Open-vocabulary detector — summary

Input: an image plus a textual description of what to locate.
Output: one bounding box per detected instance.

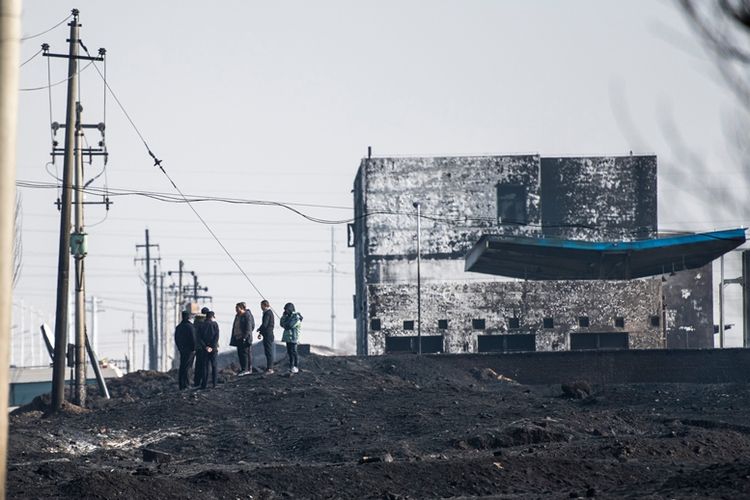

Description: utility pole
[168,261,195,313]
[135,230,159,370]
[0,1,21,493]
[122,313,140,374]
[330,226,336,349]
[88,296,103,354]
[46,10,106,410]
[51,11,80,411]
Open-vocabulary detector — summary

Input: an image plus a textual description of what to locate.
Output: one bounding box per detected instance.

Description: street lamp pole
[413,201,422,355]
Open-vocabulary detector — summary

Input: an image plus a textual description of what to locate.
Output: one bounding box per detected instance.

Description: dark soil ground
[8,354,750,499]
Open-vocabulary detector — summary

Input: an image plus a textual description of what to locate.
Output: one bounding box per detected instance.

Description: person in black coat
[192,307,210,388]
[196,310,220,389]
[230,302,255,376]
[256,300,275,373]
[174,311,195,390]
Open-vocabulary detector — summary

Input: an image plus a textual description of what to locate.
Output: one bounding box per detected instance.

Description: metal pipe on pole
[160,272,165,371]
[330,226,336,349]
[413,201,422,355]
[153,263,158,370]
[719,255,725,348]
[0,0,21,493]
[74,101,87,406]
[52,10,80,411]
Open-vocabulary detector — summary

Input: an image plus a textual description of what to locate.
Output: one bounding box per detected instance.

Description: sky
[10,0,750,368]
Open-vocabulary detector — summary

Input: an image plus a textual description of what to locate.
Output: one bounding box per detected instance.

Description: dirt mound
[457,418,573,450]
[561,380,592,399]
[11,393,89,417]
[8,354,750,499]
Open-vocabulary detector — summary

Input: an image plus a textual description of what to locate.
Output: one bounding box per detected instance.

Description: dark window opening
[385,335,444,354]
[571,332,629,351]
[438,319,448,330]
[543,317,554,329]
[370,318,381,331]
[615,317,625,328]
[507,317,520,329]
[497,184,528,225]
[650,315,661,327]
[578,316,590,327]
[403,320,415,331]
[472,319,486,330]
[478,334,536,353]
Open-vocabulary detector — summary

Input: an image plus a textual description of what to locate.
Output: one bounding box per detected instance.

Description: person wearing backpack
[280,302,302,374]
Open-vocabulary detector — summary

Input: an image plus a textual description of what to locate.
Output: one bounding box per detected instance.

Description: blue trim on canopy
[465,228,747,280]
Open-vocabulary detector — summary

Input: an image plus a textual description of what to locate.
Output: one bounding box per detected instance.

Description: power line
[19,48,43,68]
[19,60,94,91]
[21,13,72,41]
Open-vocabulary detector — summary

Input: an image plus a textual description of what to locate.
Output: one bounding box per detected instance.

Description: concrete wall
[366,279,662,355]
[426,348,750,385]
[663,264,714,349]
[540,156,657,241]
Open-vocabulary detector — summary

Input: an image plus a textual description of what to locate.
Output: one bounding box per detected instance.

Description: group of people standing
[174,300,303,390]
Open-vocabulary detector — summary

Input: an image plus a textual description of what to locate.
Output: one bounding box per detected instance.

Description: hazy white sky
[11,0,749,367]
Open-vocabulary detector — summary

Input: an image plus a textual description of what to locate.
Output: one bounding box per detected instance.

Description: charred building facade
[352,154,714,355]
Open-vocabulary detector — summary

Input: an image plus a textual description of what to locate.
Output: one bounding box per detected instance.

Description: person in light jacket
[280,302,302,374]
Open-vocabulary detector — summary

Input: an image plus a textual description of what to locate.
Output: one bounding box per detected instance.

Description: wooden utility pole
[51,11,80,411]
[0,0,21,495]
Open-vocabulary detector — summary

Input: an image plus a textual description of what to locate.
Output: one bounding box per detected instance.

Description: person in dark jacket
[196,309,220,389]
[192,307,209,388]
[174,311,195,390]
[256,300,275,373]
[231,302,255,376]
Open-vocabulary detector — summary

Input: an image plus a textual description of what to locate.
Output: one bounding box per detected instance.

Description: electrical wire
[19,48,43,68]
[21,14,72,42]
[15,179,748,238]
[19,60,93,92]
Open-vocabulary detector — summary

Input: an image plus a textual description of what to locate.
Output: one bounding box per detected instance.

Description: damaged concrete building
[351,154,714,355]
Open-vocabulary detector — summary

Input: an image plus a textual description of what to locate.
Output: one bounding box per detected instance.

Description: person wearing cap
[174,310,195,390]
[196,309,220,389]
[280,302,303,374]
[231,302,255,376]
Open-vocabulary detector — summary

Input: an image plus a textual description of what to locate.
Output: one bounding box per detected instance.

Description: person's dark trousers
[286,342,298,370]
[202,351,218,389]
[178,350,195,390]
[263,334,275,370]
[193,350,205,387]
[237,343,251,372]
